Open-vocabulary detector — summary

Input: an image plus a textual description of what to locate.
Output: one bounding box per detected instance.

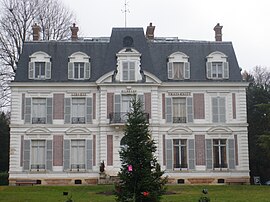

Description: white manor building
[9,23,249,185]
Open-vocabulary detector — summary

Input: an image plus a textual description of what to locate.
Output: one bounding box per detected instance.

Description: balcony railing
[71,164,85,171]
[32,117,46,124]
[173,117,186,123]
[109,112,149,124]
[31,164,45,171]
[72,117,85,124]
[214,163,228,169]
[173,163,188,169]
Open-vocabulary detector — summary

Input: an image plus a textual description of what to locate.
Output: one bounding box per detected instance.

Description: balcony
[173,117,186,123]
[72,117,85,124]
[32,117,46,124]
[109,112,149,124]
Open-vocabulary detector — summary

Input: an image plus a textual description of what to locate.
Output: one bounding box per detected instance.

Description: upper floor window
[167,52,190,80]
[29,51,51,80]
[206,51,229,79]
[68,52,90,80]
[212,97,226,123]
[116,48,142,82]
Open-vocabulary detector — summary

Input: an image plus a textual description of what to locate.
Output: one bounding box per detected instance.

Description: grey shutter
[223,62,229,79]
[114,94,121,113]
[64,98,71,124]
[228,139,235,169]
[25,98,31,124]
[188,139,195,169]
[45,62,51,79]
[168,62,173,79]
[86,97,92,124]
[187,97,193,122]
[206,139,213,169]
[184,62,190,79]
[165,98,172,123]
[68,62,74,79]
[85,62,90,79]
[23,140,30,170]
[63,140,70,170]
[29,62,34,79]
[47,98,53,124]
[166,139,173,170]
[138,94,145,110]
[46,140,53,171]
[212,97,218,123]
[86,139,93,170]
[206,62,212,79]
[219,97,226,123]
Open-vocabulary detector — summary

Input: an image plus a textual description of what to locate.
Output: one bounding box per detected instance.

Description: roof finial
[122,0,130,27]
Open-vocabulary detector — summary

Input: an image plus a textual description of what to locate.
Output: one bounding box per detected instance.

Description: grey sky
[62,0,270,71]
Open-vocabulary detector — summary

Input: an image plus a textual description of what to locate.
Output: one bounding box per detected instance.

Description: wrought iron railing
[109,112,149,124]
[72,117,85,124]
[32,117,46,124]
[173,117,186,123]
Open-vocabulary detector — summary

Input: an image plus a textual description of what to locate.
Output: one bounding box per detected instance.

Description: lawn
[0,185,270,202]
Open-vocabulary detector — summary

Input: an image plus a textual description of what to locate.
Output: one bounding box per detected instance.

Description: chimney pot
[146,22,155,40]
[214,23,223,41]
[70,23,79,41]
[32,23,41,41]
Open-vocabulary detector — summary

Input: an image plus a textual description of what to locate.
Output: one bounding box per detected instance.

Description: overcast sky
[62,0,270,71]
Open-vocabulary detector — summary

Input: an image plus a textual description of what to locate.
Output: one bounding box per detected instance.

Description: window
[68,52,90,80]
[173,139,187,169]
[32,98,46,124]
[116,48,142,82]
[31,140,46,170]
[167,52,190,80]
[206,51,229,79]
[71,140,85,170]
[213,139,227,168]
[29,52,51,80]
[212,97,226,123]
[173,98,186,123]
[72,98,86,124]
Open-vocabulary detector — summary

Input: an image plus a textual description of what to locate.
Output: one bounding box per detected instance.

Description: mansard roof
[14,27,243,82]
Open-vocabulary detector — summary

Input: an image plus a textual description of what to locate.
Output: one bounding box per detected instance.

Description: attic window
[167,52,190,80]
[206,51,229,79]
[68,52,90,80]
[28,51,51,80]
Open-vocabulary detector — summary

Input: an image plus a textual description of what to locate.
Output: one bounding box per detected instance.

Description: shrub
[0,172,9,185]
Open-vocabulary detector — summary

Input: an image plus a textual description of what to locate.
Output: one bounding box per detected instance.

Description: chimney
[70,23,79,41]
[214,23,223,41]
[146,23,155,40]
[32,23,41,41]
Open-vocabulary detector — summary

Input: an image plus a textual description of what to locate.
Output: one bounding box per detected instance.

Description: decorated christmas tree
[115,98,167,202]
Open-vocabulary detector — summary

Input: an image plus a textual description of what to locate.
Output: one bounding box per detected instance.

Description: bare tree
[0,0,75,110]
[252,66,270,87]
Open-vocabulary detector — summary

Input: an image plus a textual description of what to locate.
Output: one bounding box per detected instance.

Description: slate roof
[14,27,243,82]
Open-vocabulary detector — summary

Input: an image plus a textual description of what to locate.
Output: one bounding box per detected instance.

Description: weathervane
[122,0,130,27]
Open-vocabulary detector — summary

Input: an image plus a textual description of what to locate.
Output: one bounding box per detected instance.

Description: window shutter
[85,62,90,79]
[64,98,71,124]
[47,98,53,124]
[23,140,30,171]
[212,97,219,123]
[86,97,92,124]
[188,139,195,170]
[219,97,226,123]
[114,94,121,113]
[228,139,235,169]
[206,139,213,169]
[166,139,173,170]
[144,93,151,118]
[184,62,190,79]
[45,62,51,79]
[46,140,53,171]
[223,62,229,79]
[25,98,31,124]
[68,62,74,79]
[167,62,173,79]
[29,62,34,79]
[206,62,212,79]
[187,97,193,122]
[107,93,114,119]
[165,97,172,123]
[86,139,93,170]
[63,139,70,170]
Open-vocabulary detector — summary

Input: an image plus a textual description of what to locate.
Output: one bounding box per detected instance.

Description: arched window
[68,52,90,80]
[206,51,229,79]
[28,51,51,80]
[167,52,190,80]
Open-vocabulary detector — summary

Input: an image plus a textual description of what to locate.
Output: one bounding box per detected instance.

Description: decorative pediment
[207,126,232,134]
[26,127,51,135]
[65,127,91,135]
[167,126,192,135]
[96,70,114,84]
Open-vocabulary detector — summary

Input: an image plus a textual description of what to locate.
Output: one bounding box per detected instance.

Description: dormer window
[29,52,51,80]
[115,48,142,82]
[167,52,190,80]
[206,51,229,79]
[68,52,90,80]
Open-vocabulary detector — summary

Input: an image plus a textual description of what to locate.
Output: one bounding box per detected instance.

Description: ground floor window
[71,140,86,170]
[173,139,187,169]
[31,140,46,170]
[213,139,227,168]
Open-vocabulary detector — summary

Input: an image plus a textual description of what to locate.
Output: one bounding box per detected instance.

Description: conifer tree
[115,98,167,202]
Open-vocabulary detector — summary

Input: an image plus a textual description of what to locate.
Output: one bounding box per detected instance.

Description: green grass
[0,185,270,202]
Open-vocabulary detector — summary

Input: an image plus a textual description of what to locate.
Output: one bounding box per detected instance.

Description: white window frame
[32,98,47,124]
[116,48,142,82]
[212,96,226,123]
[29,51,51,80]
[173,139,188,170]
[68,52,90,80]
[71,98,86,124]
[31,140,46,171]
[167,52,190,80]
[172,97,187,123]
[213,139,227,169]
[206,51,229,79]
[70,140,86,171]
